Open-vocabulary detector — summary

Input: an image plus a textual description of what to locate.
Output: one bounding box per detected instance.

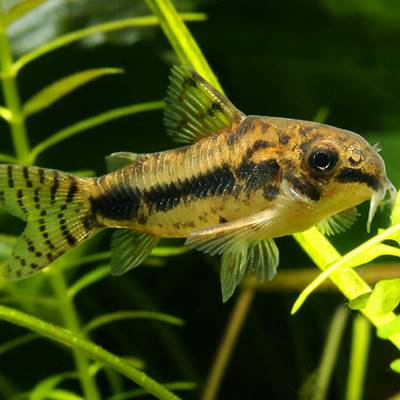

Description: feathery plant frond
[0,1,203,399]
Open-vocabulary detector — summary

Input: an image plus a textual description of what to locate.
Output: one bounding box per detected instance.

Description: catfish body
[0,66,395,301]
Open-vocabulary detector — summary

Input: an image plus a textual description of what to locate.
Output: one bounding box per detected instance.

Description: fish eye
[307,147,338,173]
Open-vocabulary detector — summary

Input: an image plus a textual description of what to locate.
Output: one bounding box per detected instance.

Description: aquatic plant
[0,1,400,399]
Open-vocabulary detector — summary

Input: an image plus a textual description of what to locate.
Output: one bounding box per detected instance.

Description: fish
[0,65,396,301]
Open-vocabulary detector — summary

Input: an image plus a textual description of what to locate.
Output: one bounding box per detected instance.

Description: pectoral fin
[164,65,245,143]
[185,210,279,302]
[110,229,159,275]
[317,207,359,236]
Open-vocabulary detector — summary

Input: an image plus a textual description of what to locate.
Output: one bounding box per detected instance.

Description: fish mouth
[367,178,397,232]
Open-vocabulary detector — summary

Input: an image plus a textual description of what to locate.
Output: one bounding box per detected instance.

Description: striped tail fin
[0,164,98,280]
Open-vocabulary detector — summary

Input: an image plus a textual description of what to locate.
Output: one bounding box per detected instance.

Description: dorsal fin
[164,65,245,144]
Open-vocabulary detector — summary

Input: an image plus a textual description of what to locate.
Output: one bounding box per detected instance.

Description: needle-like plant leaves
[390,359,400,373]
[30,372,77,400]
[83,311,184,334]
[1,0,48,26]
[23,68,123,117]
[68,265,110,298]
[0,304,183,400]
[13,14,206,72]
[28,100,164,163]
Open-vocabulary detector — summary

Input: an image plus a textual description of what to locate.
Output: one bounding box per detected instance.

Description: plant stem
[294,228,400,350]
[345,315,371,400]
[0,22,29,163]
[0,304,182,400]
[202,284,255,400]
[313,306,349,400]
[49,267,101,400]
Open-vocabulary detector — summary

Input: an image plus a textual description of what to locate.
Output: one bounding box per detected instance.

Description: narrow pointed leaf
[23,68,123,117]
[2,0,47,26]
[390,359,400,373]
[83,311,184,334]
[0,305,182,400]
[31,372,77,400]
[365,278,400,316]
[28,100,164,163]
[14,14,206,72]
[145,0,221,91]
[0,106,11,122]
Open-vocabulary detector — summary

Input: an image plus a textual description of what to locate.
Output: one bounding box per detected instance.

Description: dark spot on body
[263,185,279,200]
[335,168,381,190]
[35,251,42,258]
[185,76,197,88]
[137,214,148,225]
[279,134,290,145]
[81,215,95,231]
[243,140,274,161]
[30,263,39,270]
[219,216,228,223]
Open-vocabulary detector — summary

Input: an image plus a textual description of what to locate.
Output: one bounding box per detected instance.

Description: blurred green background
[1,0,400,399]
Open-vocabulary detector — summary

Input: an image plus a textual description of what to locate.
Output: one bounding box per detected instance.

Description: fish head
[273,119,396,231]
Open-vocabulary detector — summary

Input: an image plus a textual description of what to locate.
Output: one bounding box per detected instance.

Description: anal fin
[110,229,159,275]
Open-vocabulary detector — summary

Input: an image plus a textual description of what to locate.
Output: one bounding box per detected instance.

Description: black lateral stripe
[7,165,14,188]
[90,183,141,221]
[50,171,61,204]
[335,168,381,190]
[143,164,236,213]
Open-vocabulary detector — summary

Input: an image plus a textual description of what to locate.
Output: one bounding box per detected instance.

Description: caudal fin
[0,164,97,280]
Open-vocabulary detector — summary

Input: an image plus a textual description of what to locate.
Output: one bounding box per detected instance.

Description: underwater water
[0,0,400,399]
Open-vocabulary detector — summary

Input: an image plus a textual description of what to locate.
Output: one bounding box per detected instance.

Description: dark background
[1,0,400,399]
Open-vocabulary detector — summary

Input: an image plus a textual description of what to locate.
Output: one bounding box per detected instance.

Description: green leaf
[377,316,400,339]
[0,106,11,122]
[0,152,17,163]
[390,359,400,373]
[30,372,77,400]
[44,389,83,400]
[391,190,400,225]
[0,333,38,355]
[144,0,222,91]
[13,14,207,72]
[68,265,109,298]
[0,304,182,400]
[83,311,184,334]
[23,68,123,117]
[28,100,164,163]
[2,0,47,26]
[365,278,400,316]
[348,292,371,310]
[106,382,197,400]
[151,246,189,257]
